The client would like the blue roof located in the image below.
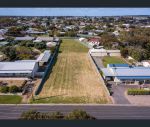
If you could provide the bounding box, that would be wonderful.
[108,64,129,68]
[117,76,150,80]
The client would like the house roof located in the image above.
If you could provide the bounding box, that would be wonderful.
[102,66,150,78]
[37,37,54,42]
[15,36,35,41]
[108,64,129,68]
[37,50,51,62]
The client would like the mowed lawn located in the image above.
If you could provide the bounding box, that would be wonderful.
[33,39,111,104]
[0,95,22,104]
[102,56,126,67]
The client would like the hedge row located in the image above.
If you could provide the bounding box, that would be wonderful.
[0,85,22,93]
[127,88,150,95]
[20,109,96,120]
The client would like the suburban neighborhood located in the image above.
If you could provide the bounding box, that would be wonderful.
[1,9,150,119]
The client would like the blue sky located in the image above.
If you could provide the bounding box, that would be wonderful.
[0,8,149,16]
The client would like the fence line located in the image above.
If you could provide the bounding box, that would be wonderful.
[88,52,110,97]
[34,43,60,95]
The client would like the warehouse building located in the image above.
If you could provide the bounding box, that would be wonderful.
[101,64,150,85]
[0,61,38,78]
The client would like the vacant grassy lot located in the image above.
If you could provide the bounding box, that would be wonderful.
[102,56,126,67]
[32,39,111,104]
[0,95,22,104]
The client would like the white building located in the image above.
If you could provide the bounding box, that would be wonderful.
[37,50,51,65]
[101,64,150,85]
[0,61,38,78]
[89,47,121,57]
[142,61,150,67]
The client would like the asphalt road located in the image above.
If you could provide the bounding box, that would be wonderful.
[1,104,150,119]
[112,85,130,104]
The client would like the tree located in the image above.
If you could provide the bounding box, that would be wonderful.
[64,109,96,120]
[9,85,19,93]
[20,110,96,120]
[0,86,9,93]
[50,112,64,120]
[20,110,40,120]
[34,42,46,50]
[1,46,17,60]
[7,26,23,36]
[121,48,129,58]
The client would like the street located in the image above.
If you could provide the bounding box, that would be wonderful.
[0,104,150,119]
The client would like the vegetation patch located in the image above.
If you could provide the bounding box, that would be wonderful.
[20,109,96,120]
[35,39,111,104]
[128,88,150,95]
[31,96,108,104]
[0,95,22,104]
[102,56,126,67]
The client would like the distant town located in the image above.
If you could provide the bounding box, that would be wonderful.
[1,15,150,119]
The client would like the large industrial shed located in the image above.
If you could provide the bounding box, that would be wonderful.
[101,64,150,85]
[0,61,38,78]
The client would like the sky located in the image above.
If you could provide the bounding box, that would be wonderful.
[0,8,149,16]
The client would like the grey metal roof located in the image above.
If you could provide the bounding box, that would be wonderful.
[37,50,51,62]
[15,36,35,41]
[114,68,150,77]
[0,61,36,71]
[102,66,150,78]
[101,68,114,76]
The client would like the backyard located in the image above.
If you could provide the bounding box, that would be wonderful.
[102,56,126,67]
[32,39,111,104]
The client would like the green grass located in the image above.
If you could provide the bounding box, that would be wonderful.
[32,39,110,104]
[0,95,22,104]
[31,96,108,104]
[102,56,126,67]
[59,39,88,53]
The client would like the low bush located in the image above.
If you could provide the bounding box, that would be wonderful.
[64,109,96,120]
[0,86,9,93]
[20,109,96,120]
[9,85,19,93]
[127,88,150,95]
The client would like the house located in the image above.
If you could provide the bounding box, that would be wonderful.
[26,29,45,35]
[88,38,100,46]
[15,36,35,41]
[46,42,57,47]
[0,61,38,78]
[0,35,5,41]
[142,61,150,67]
[0,41,10,47]
[36,50,51,66]
[36,37,54,42]
[89,47,121,57]
[79,37,86,42]
[101,64,150,85]
[112,31,120,36]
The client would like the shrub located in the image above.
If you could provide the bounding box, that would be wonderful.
[0,86,9,93]
[9,85,19,93]
[50,112,64,120]
[20,110,96,120]
[64,109,96,120]
[128,88,150,95]
[20,110,40,120]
